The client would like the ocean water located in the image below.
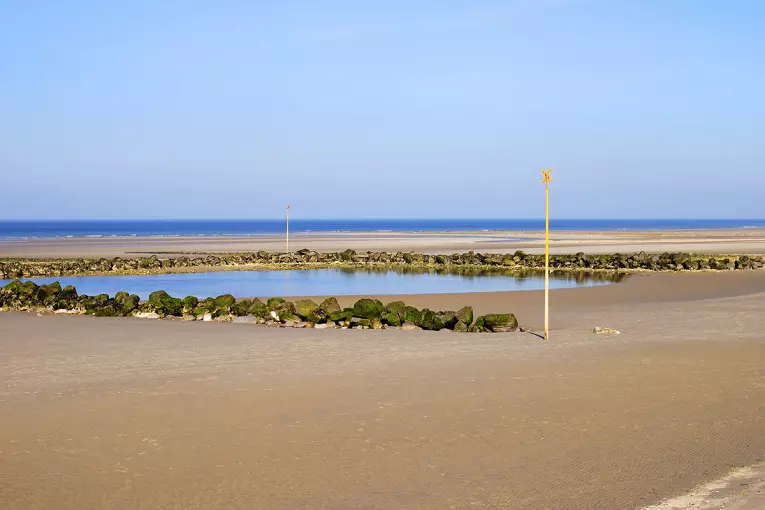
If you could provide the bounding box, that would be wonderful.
[1,219,763,240]
[2,268,617,299]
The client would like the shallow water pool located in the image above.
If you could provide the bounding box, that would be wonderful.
[3,268,623,300]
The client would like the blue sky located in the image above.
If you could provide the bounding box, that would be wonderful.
[1,0,763,219]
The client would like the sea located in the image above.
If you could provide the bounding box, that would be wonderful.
[1,219,763,240]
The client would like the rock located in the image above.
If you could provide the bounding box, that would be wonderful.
[114,291,139,315]
[230,299,252,316]
[182,295,199,312]
[249,299,268,318]
[135,311,160,319]
[402,306,422,325]
[383,311,401,327]
[147,290,183,317]
[469,316,486,333]
[386,300,406,318]
[202,313,213,321]
[453,320,469,332]
[232,316,257,324]
[329,309,354,323]
[213,294,236,309]
[352,298,385,319]
[269,310,280,321]
[401,321,420,331]
[318,297,341,315]
[456,306,474,326]
[267,297,286,310]
[273,301,297,321]
[314,323,332,329]
[593,326,621,335]
[437,311,458,329]
[182,314,197,321]
[418,309,442,331]
[481,313,518,332]
[294,299,319,320]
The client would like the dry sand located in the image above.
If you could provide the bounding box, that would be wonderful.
[2,271,765,509]
[3,228,765,258]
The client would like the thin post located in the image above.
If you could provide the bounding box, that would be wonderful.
[286,205,290,253]
[541,169,552,340]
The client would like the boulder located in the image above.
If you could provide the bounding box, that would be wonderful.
[352,298,385,319]
[453,320,469,332]
[318,297,341,315]
[294,299,319,320]
[248,299,268,318]
[382,311,401,327]
[147,290,183,317]
[213,294,236,309]
[114,291,139,315]
[230,299,252,316]
[481,313,518,332]
[182,295,199,312]
[402,306,422,324]
[386,301,406,318]
[456,306,474,326]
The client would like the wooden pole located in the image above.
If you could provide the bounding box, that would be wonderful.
[286,205,290,253]
[541,169,552,340]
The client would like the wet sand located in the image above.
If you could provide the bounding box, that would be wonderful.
[2,272,765,509]
[3,228,765,258]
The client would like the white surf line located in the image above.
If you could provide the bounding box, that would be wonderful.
[641,462,765,510]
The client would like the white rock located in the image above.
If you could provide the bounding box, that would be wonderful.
[202,313,213,322]
[135,312,160,319]
[401,322,420,331]
[593,326,621,335]
[232,316,256,324]
[270,310,280,321]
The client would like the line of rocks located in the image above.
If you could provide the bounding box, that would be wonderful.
[0,280,519,333]
[1,250,763,278]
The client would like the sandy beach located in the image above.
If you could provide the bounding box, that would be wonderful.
[2,271,764,509]
[2,228,765,259]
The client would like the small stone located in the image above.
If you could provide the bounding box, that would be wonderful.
[314,323,331,329]
[232,316,257,324]
[401,322,420,331]
[593,327,620,335]
[202,313,213,322]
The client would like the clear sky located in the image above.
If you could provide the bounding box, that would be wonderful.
[1,0,763,219]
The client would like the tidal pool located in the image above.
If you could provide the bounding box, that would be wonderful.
[3,267,625,300]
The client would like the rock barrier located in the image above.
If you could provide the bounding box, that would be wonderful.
[0,251,762,278]
[0,280,518,333]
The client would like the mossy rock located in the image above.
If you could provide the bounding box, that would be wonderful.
[147,290,183,317]
[114,291,139,315]
[318,297,341,315]
[438,311,458,329]
[468,316,486,333]
[38,282,62,304]
[192,306,207,318]
[382,311,401,327]
[481,313,518,332]
[385,300,406,318]
[456,306,473,326]
[182,295,199,312]
[294,299,319,320]
[453,320,469,332]
[329,308,354,323]
[418,309,440,330]
[402,306,421,324]
[273,301,297,321]
[230,299,252,316]
[84,294,111,315]
[267,297,286,311]
[339,249,357,261]
[249,300,268,318]
[352,298,384,319]
[213,294,236,309]
[54,285,79,309]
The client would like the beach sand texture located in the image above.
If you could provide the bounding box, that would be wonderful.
[2,271,764,509]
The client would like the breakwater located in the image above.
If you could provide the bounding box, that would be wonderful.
[1,250,763,279]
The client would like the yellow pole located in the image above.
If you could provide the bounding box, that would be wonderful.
[541,169,552,340]
[286,205,290,253]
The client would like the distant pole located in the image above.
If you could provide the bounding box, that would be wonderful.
[286,204,291,253]
[541,169,552,340]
